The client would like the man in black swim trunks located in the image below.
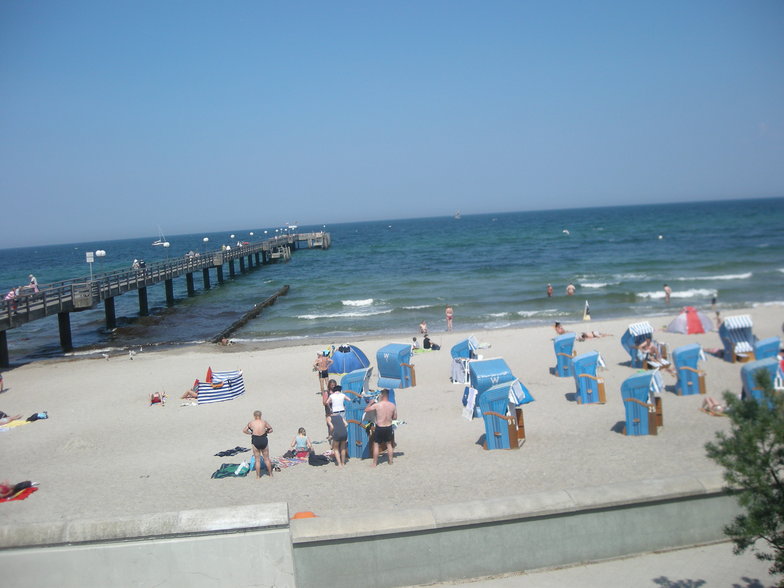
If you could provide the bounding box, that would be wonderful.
[364,389,397,466]
[243,410,273,478]
[313,352,333,395]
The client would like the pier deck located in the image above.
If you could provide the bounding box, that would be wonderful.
[0,232,330,366]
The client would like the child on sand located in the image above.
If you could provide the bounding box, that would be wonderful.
[290,427,312,458]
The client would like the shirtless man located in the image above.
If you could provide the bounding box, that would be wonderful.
[364,389,397,466]
[663,284,672,303]
[566,283,576,296]
[243,410,273,478]
[313,352,333,394]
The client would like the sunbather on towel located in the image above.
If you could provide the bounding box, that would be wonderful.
[577,331,612,342]
[0,480,35,499]
[0,411,22,426]
[637,340,675,375]
[701,397,727,416]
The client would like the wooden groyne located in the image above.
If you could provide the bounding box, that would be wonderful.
[210,285,290,343]
[0,232,329,367]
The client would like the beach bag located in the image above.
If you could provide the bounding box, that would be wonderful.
[308,452,330,466]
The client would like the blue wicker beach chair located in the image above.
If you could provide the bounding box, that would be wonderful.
[462,358,516,418]
[718,315,755,363]
[571,351,606,404]
[740,357,780,403]
[754,336,780,362]
[478,381,529,450]
[672,343,706,396]
[553,332,577,377]
[620,372,658,436]
[450,336,480,384]
[376,343,416,389]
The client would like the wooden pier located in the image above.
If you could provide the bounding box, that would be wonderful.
[0,232,330,367]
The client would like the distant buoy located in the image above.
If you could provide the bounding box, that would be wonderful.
[658,235,663,240]
[292,511,317,519]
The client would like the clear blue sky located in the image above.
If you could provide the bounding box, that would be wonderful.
[1,1,782,247]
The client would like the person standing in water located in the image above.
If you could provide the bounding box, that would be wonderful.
[445,305,454,331]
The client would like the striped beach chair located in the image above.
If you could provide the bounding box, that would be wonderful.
[196,369,245,404]
[718,315,755,363]
[621,321,667,369]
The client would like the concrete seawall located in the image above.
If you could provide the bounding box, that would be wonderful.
[1,472,738,587]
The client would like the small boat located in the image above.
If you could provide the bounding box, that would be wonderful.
[152,227,167,246]
[453,210,461,220]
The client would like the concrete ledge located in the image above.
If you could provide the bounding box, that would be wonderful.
[291,470,729,544]
[291,471,739,588]
[0,503,289,549]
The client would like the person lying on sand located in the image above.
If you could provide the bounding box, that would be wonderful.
[0,411,22,426]
[700,396,727,416]
[554,322,567,335]
[181,380,199,400]
[577,331,612,342]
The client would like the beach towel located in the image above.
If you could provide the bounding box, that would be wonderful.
[0,486,37,503]
[210,463,251,478]
[214,446,250,457]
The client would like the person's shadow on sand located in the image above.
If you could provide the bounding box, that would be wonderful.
[610,421,626,435]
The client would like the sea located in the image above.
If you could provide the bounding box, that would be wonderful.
[1,197,783,365]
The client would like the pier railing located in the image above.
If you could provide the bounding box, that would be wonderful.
[0,232,329,331]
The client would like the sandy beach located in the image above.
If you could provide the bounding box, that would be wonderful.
[0,305,781,527]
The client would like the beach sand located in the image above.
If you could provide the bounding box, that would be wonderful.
[0,306,781,527]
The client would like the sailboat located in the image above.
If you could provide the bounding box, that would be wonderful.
[152,227,167,246]
[453,210,462,220]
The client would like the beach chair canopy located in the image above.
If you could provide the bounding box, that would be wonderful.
[328,344,370,376]
[754,337,781,361]
[196,368,245,404]
[468,358,516,394]
[665,306,714,334]
[621,321,655,366]
[719,315,755,355]
[451,336,479,359]
[376,343,415,389]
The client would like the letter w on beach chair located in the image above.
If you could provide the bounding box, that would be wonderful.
[376,343,416,389]
[478,380,532,450]
[620,372,658,436]
[740,357,781,404]
[571,351,606,404]
[553,332,577,377]
[672,343,706,396]
[719,314,756,363]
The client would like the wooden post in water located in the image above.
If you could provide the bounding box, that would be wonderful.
[104,297,117,330]
[255,252,261,265]
[165,279,174,306]
[228,260,235,277]
[186,273,195,296]
[216,265,224,284]
[138,287,149,316]
[239,257,246,273]
[58,312,73,351]
[202,268,211,290]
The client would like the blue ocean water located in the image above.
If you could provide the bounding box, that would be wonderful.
[1,198,782,364]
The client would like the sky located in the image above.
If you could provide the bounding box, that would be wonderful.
[1,1,783,248]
